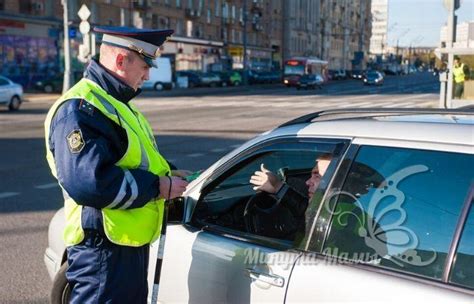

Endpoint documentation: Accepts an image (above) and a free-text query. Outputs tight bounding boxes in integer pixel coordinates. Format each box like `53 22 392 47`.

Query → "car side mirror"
167 197 185 223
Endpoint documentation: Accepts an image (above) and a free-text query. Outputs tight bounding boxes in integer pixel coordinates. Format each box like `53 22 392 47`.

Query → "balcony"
185 8 200 19
252 22 263 31
132 0 149 10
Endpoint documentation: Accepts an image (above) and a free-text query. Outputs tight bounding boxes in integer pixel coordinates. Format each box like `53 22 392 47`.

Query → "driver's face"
305 159 331 199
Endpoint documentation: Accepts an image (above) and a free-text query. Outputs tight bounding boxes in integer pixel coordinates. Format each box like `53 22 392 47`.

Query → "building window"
187 0 192 9
19 0 44 15
231 5 235 20
176 19 184 35
176 0 181 8
152 14 159 28
222 2 228 18
0 0 4 11
186 20 193 37
207 9 212 23
215 0 220 17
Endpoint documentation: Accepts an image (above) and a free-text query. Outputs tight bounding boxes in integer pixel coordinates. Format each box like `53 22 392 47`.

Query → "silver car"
0 75 23 111
45 108 474 303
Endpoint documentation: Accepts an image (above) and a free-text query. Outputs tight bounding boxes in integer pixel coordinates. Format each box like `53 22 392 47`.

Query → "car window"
0 78 9 86
449 200 474 289
322 145 472 281
192 140 343 244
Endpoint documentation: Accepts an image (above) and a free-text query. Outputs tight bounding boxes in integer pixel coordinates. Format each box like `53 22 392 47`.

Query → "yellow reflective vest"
44 78 170 247
453 63 465 84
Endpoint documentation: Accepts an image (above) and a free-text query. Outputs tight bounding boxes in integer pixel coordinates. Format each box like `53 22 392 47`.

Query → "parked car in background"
296 74 324 90
333 69 348 80
258 70 282 84
229 70 242 86
0 75 23 111
351 70 365 80
176 71 202 88
34 71 84 93
214 70 243 87
34 74 62 93
364 71 384 85
45 108 474 303
199 72 222 87
142 57 173 91
383 69 398 76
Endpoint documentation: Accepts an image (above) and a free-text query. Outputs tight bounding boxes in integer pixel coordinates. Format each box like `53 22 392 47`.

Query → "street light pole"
61 0 72 93
242 0 248 85
445 0 457 108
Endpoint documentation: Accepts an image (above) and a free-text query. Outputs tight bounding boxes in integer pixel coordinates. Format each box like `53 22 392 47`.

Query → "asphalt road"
0 72 440 303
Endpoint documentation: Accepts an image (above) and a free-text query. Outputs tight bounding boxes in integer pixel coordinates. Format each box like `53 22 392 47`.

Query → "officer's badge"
67 129 85 153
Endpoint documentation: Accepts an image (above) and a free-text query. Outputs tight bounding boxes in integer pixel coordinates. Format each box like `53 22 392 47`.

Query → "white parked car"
45 108 474 303
0 75 23 111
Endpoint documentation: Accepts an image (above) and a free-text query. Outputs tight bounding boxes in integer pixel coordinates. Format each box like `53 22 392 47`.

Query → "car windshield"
367 72 379 78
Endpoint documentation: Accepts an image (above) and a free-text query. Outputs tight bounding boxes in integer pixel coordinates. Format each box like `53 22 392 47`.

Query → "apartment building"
0 0 64 87
369 0 388 55
321 0 372 70
1 0 374 87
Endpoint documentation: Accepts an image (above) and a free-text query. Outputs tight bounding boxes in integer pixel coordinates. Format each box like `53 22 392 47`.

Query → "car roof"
270 108 474 147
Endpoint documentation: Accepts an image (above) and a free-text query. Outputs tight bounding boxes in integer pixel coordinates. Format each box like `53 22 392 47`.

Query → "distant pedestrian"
453 56 469 99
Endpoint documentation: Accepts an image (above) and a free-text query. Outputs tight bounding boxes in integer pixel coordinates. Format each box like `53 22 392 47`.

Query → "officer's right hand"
159 176 189 200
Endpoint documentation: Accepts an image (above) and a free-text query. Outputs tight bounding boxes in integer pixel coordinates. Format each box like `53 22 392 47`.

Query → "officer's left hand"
171 170 193 178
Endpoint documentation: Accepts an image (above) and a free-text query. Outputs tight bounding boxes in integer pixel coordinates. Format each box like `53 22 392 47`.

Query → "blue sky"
388 0 474 47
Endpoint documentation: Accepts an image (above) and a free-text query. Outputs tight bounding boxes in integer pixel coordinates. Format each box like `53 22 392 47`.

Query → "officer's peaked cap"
94 26 174 67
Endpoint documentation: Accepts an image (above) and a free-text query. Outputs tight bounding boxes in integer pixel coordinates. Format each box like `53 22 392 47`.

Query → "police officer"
44 26 190 303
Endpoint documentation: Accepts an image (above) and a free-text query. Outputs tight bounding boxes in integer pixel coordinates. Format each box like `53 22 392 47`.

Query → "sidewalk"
24 93 61 103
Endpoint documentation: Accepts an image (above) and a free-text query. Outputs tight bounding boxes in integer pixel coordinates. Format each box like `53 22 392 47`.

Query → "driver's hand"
249 164 283 194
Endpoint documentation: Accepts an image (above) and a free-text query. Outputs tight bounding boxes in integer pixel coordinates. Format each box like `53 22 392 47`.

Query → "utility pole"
61 0 72 93
445 0 457 108
242 0 248 85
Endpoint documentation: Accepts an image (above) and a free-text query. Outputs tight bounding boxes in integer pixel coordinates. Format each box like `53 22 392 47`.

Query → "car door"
0 77 11 103
154 137 349 303
285 142 474 302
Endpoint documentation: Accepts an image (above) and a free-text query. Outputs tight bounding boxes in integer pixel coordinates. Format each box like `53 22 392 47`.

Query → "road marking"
210 148 227 153
0 192 20 199
187 153 205 158
34 183 59 189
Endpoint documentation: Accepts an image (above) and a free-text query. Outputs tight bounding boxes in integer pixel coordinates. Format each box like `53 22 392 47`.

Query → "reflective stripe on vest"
44 78 170 247
453 64 465 83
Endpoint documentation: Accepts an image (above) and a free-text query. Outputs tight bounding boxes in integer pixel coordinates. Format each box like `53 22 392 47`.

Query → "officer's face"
121 53 150 90
305 158 331 199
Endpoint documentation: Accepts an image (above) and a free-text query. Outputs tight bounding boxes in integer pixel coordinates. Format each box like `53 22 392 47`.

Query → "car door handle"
244 268 285 287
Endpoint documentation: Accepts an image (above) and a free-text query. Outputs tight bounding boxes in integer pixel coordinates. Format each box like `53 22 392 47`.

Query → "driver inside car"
248 154 333 240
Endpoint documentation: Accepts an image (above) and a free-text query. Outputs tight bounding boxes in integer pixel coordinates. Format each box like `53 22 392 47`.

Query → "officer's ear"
116 53 126 71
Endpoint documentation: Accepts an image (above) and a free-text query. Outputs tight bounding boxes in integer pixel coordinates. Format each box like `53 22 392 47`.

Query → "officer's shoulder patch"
78 99 94 116
66 129 85 154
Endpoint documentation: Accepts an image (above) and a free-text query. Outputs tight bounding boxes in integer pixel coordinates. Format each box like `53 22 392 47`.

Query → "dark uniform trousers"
66 230 149 304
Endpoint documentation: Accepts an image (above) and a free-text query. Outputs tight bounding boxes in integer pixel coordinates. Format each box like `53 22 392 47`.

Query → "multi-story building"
440 21 474 48
0 0 64 87
369 0 387 55
321 0 372 70
1 0 374 88
59 0 282 72
282 0 320 60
